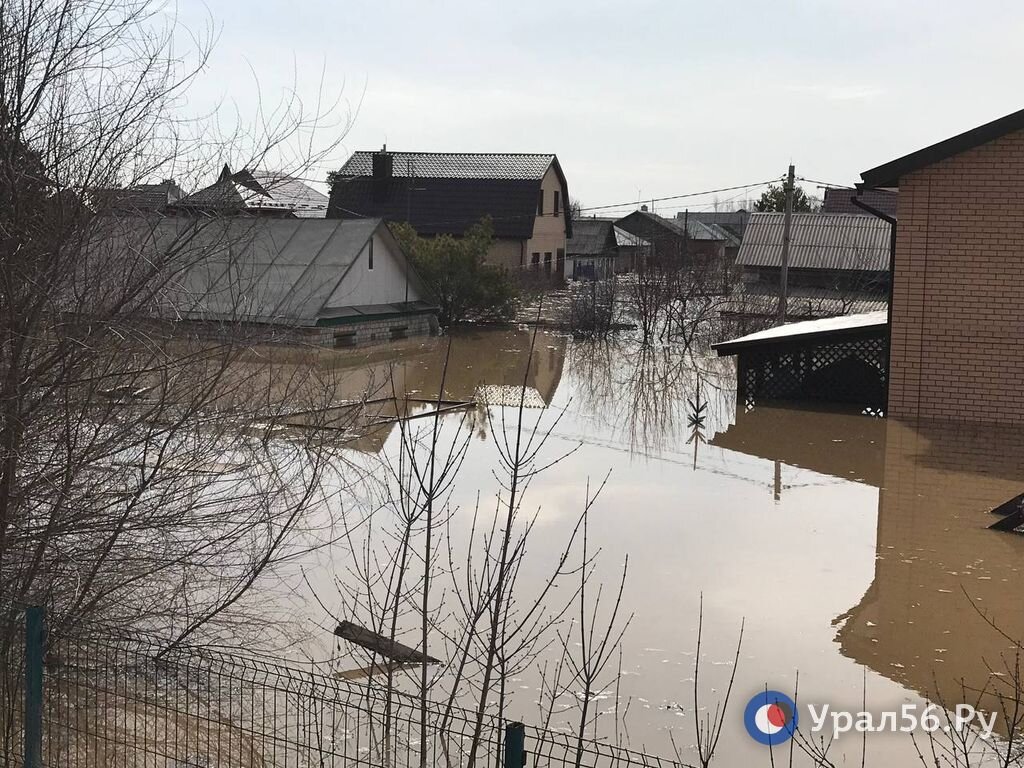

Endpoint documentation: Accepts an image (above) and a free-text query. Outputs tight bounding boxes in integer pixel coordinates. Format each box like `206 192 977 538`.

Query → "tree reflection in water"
565 336 735 460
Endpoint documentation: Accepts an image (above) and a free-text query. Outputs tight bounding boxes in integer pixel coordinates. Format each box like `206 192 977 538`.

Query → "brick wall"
890 128 1024 423
314 313 436 348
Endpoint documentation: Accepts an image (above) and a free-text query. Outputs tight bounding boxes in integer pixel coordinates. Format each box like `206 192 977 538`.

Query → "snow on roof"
713 310 888 355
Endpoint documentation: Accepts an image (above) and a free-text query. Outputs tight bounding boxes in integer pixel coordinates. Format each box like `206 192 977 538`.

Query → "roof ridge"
350 150 555 157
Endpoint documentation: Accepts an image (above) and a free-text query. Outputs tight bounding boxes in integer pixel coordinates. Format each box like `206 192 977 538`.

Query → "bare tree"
0 0 355 659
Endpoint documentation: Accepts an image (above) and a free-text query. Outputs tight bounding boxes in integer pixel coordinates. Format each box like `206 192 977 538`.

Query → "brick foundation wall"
313 313 436 348
890 128 1024 423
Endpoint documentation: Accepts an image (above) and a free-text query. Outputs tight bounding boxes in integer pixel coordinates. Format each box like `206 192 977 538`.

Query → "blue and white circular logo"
744 690 798 746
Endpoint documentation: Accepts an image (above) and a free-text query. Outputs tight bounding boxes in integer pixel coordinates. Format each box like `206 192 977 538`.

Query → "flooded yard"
273 327 1024 767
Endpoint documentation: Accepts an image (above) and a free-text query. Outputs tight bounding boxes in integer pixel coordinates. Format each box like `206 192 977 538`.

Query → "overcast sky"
177 0 1024 217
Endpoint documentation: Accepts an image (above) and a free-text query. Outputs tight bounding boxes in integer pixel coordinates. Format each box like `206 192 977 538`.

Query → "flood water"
270 327 1024 767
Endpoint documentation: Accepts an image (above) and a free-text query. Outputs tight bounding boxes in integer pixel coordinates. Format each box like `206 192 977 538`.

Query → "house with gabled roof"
860 107 1024 424
565 219 618 280
327 149 572 275
613 208 735 289
736 212 892 295
105 216 436 347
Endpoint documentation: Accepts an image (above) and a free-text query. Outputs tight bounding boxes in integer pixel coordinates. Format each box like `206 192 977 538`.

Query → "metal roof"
615 210 732 243
736 213 892 272
337 151 556 181
567 219 616 256
613 226 649 247
133 217 389 325
713 310 888 355
176 169 327 217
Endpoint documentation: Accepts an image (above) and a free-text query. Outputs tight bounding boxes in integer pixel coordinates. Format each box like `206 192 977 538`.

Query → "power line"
577 179 782 213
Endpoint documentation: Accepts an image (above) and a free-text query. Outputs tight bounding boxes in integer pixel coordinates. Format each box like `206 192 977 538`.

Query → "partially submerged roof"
713 310 888 355
115 217 426 326
861 107 1024 188
737 213 892 272
567 218 617 256
329 151 570 240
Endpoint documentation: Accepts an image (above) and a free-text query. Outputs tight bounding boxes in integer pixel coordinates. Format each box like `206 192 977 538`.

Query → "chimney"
640 204 649 212
372 147 393 203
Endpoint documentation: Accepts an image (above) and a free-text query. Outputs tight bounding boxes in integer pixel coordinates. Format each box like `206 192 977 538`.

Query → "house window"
531 252 540 269
544 252 552 273
334 331 357 348
556 248 565 274
368 239 374 270
554 191 560 216
537 189 544 215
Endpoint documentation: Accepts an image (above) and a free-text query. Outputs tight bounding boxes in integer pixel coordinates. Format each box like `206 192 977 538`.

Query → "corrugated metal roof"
136 217 383 325
737 213 892 271
567 219 616 256
338 151 555 181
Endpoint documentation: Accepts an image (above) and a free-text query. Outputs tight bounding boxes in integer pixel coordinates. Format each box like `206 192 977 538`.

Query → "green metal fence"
1 608 684 768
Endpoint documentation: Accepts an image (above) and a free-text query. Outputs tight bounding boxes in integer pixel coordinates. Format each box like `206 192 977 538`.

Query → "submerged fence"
2 609 683 768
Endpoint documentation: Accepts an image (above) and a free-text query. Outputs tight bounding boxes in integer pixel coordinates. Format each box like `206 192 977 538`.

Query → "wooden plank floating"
333 620 440 664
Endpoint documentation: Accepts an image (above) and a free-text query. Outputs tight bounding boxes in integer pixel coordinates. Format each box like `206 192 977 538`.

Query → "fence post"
504 721 526 768
24 605 45 768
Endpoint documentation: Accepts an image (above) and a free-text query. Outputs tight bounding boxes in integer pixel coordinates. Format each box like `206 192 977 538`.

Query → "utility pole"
778 164 795 323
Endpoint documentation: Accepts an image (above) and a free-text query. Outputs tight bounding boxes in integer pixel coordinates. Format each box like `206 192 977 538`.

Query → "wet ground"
272 327 1024 767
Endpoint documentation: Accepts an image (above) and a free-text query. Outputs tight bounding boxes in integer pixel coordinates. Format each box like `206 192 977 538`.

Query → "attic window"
368 239 374 270
537 189 544 216
554 191 560 216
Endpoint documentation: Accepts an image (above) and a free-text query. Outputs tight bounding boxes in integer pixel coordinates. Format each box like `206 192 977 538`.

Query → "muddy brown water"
272 327 1024 767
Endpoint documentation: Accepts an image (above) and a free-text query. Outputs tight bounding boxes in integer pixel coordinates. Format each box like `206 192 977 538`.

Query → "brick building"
861 108 1024 424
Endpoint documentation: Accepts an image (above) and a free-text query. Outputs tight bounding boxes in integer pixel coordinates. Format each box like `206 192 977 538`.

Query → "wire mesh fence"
1 613 687 768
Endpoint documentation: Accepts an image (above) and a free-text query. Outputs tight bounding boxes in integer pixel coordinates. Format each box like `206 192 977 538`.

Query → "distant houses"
327 149 572 275
174 166 328 218
565 219 618 280
860 107 1024 424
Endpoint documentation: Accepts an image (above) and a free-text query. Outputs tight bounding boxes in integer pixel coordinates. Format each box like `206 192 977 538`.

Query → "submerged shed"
713 311 889 412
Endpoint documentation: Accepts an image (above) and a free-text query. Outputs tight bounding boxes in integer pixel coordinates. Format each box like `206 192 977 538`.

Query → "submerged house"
117 217 436 346
327 150 572 275
565 219 618 280
614 209 735 288
860 106 1024 424
736 212 892 294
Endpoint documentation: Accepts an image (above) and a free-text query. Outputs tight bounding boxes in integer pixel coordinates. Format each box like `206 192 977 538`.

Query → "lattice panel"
739 331 888 413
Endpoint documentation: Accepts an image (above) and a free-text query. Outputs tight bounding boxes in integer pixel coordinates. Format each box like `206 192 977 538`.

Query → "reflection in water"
567 339 736 457
837 418 1024 735
714 405 1024 738
317 328 567 451
278 328 1024 763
